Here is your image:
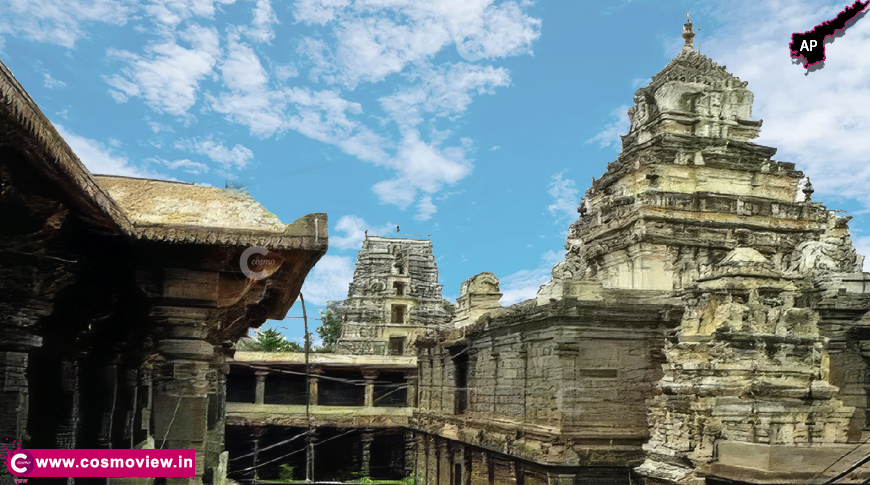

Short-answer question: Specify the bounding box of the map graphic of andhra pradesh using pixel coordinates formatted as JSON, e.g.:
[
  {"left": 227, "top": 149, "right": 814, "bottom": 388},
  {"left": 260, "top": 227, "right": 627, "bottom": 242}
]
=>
[{"left": 790, "top": 0, "right": 869, "bottom": 68}]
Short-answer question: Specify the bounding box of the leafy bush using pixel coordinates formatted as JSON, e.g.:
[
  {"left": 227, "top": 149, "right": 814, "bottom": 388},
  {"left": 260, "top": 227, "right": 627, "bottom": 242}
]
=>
[{"left": 278, "top": 464, "right": 295, "bottom": 481}]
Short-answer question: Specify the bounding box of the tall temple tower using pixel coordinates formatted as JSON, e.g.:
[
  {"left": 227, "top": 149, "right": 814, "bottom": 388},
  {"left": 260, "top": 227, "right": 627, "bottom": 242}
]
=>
[
  {"left": 528, "top": 15, "right": 870, "bottom": 484},
  {"left": 332, "top": 236, "right": 453, "bottom": 355}
]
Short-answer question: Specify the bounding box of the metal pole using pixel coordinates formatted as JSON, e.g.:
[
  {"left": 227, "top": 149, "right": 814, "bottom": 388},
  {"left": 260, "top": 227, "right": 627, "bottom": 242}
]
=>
[
  {"left": 253, "top": 438, "right": 259, "bottom": 483},
  {"left": 301, "top": 292, "right": 313, "bottom": 483}
]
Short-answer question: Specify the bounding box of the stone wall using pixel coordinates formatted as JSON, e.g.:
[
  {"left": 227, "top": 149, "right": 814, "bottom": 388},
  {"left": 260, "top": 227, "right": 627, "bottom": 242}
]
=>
[{"left": 414, "top": 293, "right": 683, "bottom": 473}]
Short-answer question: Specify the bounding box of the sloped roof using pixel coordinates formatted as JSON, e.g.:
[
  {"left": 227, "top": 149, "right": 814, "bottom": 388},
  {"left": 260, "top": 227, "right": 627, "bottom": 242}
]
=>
[
  {"left": 0, "top": 59, "right": 132, "bottom": 234},
  {"left": 0, "top": 58, "right": 326, "bottom": 250},
  {"left": 95, "top": 176, "right": 327, "bottom": 249}
]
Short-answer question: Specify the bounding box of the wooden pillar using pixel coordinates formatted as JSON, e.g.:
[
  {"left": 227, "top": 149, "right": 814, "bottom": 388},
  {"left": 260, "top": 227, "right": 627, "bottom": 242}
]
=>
[
  {"left": 515, "top": 461, "right": 525, "bottom": 485},
  {"left": 405, "top": 369, "right": 418, "bottom": 407},
  {"left": 254, "top": 370, "right": 268, "bottom": 405},
  {"left": 361, "top": 430, "right": 374, "bottom": 477},
  {"left": 363, "top": 369, "right": 379, "bottom": 407},
  {"left": 487, "top": 452, "right": 495, "bottom": 485}
]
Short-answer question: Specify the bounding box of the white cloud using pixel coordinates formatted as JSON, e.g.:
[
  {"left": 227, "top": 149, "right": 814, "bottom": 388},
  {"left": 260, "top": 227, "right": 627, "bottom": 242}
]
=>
[
  {"left": 245, "top": 0, "right": 278, "bottom": 43},
  {"left": 699, "top": 0, "right": 870, "bottom": 209},
  {"left": 204, "top": 0, "right": 540, "bottom": 221},
  {"left": 372, "top": 131, "right": 473, "bottom": 210},
  {"left": 105, "top": 24, "right": 220, "bottom": 117},
  {"left": 143, "top": 0, "right": 236, "bottom": 27},
  {"left": 150, "top": 157, "right": 210, "bottom": 174},
  {"left": 499, "top": 250, "right": 564, "bottom": 305},
  {"left": 292, "top": 0, "right": 349, "bottom": 26},
  {"left": 586, "top": 104, "right": 630, "bottom": 150},
  {"left": 56, "top": 125, "right": 169, "bottom": 179},
  {"left": 301, "top": 254, "right": 355, "bottom": 304},
  {"left": 853, "top": 235, "right": 870, "bottom": 272},
  {"left": 43, "top": 72, "right": 65, "bottom": 89},
  {"left": 175, "top": 136, "right": 254, "bottom": 170},
  {"left": 380, "top": 62, "right": 511, "bottom": 129},
  {"left": 490, "top": 145, "right": 501, "bottom": 151},
  {"left": 274, "top": 63, "right": 299, "bottom": 80},
  {"left": 209, "top": 32, "right": 291, "bottom": 137},
  {"left": 500, "top": 268, "right": 549, "bottom": 305},
  {"left": 294, "top": 0, "right": 541, "bottom": 88},
  {"left": 147, "top": 120, "right": 174, "bottom": 133},
  {"left": 541, "top": 249, "right": 563, "bottom": 266},
  {"left": 547, "top": 171, "right": 579, "bottom": 222},
  {"left": 415, "top": 195, "right": 437, "bottom": 221},
  {"left": 331, "top": 215, "right": 396, "bottom": 250},
  {"left": 0, "top": 0, "right": 131, "bottom": 48}
]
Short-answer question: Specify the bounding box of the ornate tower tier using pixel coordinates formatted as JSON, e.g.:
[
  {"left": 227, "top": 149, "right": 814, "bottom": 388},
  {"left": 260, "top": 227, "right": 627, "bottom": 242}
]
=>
[{"left": 332, "top": 236, "right": 453, "bottom": 355}]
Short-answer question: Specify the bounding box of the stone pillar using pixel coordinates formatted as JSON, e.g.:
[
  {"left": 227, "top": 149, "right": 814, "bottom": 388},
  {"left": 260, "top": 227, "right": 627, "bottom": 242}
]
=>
[
  {"left": 405, "top": 370, "right": 418, "bottom": 407},
  {"left": 447, "top": 443, "right": 455, "bottom": 485},
  {"left": 135, "top": 364, "right": 154, "bottom": 449},
  {"left": 547, "top": 473, "right": 577, "bottom": 485},
  {"left": 361, "top": 430, "right": 374, "bottom": 477},
  {"left": 205, "top": 361, "right": 229, "bottom": 485},
  {"left": 308, "top": 365, "right": 322, "bottom": 406},
  {"left": 404, "top": 430, "right": 416, "bottom": 478},
  {"left": 435, "top": 437, "right": 442, "bottom": 485},
  {"left": 439, "top": 439, "right": 450, "bottom": 485},
  {"left": 151, "top": 303, "right": 219, "bottom": 485},
  {"left": 0, "top": 352, "right": 29, "bottom": 445},
  {"left": 462, "top": 446, "right": 472, "bottom": 485},
  {"left": 363, "top": 369, "right": 379, "bottom": 407},
  {"left": 254, "top": 370, "right": 268, "bottom": 405},
  {"left": 490, "top": 351, "right": 499, "bottom": 415},
  {"left": 424, "top": 433, "right": 433, "bottom": 485}
]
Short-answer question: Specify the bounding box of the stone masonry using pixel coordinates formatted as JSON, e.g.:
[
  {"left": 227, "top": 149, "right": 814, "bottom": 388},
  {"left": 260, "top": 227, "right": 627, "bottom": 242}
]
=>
[
  {"left": 411, "top": 16, "right": 870, "bottom": 485},
  {"left": 334, "top": 236, "right": 453, "bottom": 356}
]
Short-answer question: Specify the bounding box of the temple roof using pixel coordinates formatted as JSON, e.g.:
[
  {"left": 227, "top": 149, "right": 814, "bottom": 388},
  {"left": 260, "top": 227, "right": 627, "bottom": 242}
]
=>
[
  {"left": 622, "top": 17, "right": 762, "bottom": 147},
  {"left": 95, "top": 176, "right": 327, "bottom": 248},
  {"left": 0, "top": 57, "right": 326, "bottom": 250}
]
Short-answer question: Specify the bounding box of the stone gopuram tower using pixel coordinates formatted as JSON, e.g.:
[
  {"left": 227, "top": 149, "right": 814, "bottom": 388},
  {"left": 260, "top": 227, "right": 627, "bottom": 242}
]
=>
[
  {"left": 413, "top": 16, "right": 870, "bottom": 485},
  {"left": 333, "top": 236, "right": 452, "bottom": 355}
]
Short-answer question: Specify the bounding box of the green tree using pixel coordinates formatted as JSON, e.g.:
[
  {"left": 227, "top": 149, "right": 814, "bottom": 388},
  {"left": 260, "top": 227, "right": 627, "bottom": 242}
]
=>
[
  {"left": 316, "top": 311, "right": 342, "bottom": 352},
  {"left": 236, "top": 328, "right": 303, "bottom": 352}
]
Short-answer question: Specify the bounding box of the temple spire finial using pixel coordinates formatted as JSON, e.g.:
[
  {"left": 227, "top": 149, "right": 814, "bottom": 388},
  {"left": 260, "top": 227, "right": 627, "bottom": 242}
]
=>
[{"left": 682, "top": 11, "right": 696, "bottom": 51}]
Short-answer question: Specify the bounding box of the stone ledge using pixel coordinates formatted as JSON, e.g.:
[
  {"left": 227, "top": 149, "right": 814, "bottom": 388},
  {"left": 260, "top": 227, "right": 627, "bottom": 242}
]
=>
[{"left": 710, "top": 440, "right": 870, "bottom": 483}]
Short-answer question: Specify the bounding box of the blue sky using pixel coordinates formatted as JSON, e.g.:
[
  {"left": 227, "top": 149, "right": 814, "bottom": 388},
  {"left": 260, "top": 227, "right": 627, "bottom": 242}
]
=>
[{"left": 3, "top": 0, "right": 870, "bottom": 344}]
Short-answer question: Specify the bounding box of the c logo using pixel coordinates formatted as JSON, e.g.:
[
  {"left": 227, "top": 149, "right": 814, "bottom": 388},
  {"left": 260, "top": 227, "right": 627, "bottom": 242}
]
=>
[
  {"left": 240, "top": 246, "right": 269, "bottom": 281},
  {"left": 455, "top": 27, "right": 488, "bottom": 62},
  {"left": 8, "top": 450, "right": 33, "bottom": 476}
]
